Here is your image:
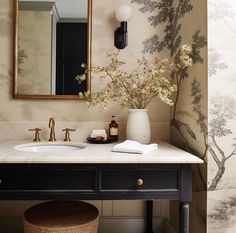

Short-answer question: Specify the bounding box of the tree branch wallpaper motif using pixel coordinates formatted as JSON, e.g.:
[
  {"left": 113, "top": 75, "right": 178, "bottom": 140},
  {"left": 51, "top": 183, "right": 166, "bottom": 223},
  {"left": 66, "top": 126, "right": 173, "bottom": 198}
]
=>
[
  {"left": 208, "top": 0, "right": 236, "bottom": 232},
  {"left": 208, "top": 96, "right": 236, "bottom": 191}
]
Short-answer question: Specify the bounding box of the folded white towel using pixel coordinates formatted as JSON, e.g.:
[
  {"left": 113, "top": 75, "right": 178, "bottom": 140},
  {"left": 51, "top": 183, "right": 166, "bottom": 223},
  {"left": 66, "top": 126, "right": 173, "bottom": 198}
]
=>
[{"left": 112, "top": 140, "right": 158, "bottom": 154}]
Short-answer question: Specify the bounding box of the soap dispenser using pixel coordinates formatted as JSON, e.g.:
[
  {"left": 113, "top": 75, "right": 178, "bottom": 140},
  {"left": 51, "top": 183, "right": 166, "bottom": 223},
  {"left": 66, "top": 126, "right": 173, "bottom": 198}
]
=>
[{"left": 109, "top": 116, "right": 118, "bottom": 142}]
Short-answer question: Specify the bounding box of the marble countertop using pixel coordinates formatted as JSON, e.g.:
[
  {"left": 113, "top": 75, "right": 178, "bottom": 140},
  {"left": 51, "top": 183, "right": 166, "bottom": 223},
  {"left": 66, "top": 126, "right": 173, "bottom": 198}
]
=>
[{"left": 0, "top": 139, "right": 203, "bottom": 164}]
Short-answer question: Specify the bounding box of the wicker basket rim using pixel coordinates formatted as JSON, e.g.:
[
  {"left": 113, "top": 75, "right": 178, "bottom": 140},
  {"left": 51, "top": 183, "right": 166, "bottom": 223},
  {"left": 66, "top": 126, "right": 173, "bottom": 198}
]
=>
[{"left": 23, "top": 216, "right": 99, "bottom": 229}]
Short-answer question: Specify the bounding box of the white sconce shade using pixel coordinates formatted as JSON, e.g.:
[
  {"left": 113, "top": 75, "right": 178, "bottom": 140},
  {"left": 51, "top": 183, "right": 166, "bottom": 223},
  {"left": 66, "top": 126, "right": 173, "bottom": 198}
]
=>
[{"left": 115, "top": 4, "right": 133, "bottom": 22}]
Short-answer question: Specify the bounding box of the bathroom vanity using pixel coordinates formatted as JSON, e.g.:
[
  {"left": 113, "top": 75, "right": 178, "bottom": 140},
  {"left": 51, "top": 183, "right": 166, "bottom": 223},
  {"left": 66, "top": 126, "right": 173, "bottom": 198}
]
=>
[{"left": 0, "top": 140, "right": 202, "bottom": 233}]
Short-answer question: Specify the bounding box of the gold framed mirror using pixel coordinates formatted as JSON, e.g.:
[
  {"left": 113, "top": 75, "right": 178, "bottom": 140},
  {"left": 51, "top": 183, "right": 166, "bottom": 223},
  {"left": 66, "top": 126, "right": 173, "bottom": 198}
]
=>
[{"left": 13, "top": 0, "right": 92, "bottom": 99}]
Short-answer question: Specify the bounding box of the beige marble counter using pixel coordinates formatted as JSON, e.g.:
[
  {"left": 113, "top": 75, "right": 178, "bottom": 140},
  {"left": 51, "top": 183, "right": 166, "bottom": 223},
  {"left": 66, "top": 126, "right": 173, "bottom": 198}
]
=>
[{"left": 0, "top": 140, "right": 203, "bottom": 164}]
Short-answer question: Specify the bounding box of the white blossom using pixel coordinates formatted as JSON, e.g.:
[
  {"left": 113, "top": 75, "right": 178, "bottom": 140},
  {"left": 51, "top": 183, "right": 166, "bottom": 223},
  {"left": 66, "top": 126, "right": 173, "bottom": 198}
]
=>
[
  {"left": 75, "top": 74, "right": 86, "bottom": 84},
  {"left": 75, "top": 48, "right": 192, "bottom": 110},
  {"left": 180, "top": 55, "right": 193, "bottom": 68},
  {"left": 181, "top": 44, "right": 192, "bottom": 55}
]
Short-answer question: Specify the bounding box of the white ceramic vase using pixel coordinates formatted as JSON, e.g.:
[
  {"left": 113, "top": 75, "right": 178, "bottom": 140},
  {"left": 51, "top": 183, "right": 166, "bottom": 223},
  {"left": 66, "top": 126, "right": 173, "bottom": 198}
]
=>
[{"left": 126, "top": 109, "right": 151, "bottom": 144}]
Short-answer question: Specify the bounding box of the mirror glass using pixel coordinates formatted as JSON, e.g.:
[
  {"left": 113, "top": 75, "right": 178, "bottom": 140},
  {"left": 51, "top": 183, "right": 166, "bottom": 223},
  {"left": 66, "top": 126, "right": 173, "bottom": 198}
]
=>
[{"left": 14, "top": 0, "right": 91, "bottom": 99}]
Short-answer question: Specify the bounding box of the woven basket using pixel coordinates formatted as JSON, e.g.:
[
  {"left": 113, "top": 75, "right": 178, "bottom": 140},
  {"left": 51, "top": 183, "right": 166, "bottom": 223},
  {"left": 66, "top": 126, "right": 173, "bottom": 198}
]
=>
[{"left": 23, "top": 201, "right": 99, "bottom": 233}]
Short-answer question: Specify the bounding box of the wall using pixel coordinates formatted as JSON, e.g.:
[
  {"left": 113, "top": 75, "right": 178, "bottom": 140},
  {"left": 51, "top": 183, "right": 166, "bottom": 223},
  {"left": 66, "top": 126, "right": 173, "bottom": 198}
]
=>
[
  {"left": 0, "top": 0, "right": 171, "bottom": 232},
  {"left": 208, "top": 0, "right": 236, "bottom": 232},
  {"left": 18, "top": 10, "right": 52, "bottom": 95},
  {"left": 168, "top": 0, "right": 208, "bottom": 232}
]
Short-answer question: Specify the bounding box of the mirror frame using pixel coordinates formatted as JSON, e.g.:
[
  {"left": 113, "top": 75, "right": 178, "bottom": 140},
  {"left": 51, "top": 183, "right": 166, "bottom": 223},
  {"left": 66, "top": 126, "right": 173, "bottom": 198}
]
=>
[{"left": 13, "top": 0, "right": 92, "bottom": 100}]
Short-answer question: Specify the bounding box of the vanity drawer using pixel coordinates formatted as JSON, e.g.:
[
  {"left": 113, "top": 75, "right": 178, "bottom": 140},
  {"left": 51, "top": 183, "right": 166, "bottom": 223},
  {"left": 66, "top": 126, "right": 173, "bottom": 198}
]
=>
[
  {"left": 0, "top": 169, "right": 95, "bottom": 191},
  {"left": 100, "top": 169, "right": 179, "bottom": 191}
]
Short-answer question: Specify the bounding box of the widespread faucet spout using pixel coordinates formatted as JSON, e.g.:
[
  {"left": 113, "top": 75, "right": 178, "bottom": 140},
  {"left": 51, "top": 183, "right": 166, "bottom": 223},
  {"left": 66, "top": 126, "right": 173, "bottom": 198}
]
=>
[{"left": 48, "top": 118, "right": 56, "bottom": 141}]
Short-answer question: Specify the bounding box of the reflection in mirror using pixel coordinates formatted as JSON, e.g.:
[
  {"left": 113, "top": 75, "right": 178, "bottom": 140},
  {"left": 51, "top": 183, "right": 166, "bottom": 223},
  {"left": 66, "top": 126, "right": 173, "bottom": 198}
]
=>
[{"left": 15, "top": 0, "right": 91, "bottom": 99}]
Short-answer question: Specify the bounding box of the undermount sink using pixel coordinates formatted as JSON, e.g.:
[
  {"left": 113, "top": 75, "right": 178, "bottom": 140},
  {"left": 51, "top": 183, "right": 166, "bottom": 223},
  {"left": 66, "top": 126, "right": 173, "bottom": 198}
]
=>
[{"left": 14, "top": 142, "right": 86, "bottom": 153}]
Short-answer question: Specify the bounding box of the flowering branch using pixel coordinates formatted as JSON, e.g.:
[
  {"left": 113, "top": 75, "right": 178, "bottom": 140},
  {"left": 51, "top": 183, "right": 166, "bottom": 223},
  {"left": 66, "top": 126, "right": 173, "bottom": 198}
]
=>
[{"left": 76, "top": 46, "right": 192, "bottom": 110}]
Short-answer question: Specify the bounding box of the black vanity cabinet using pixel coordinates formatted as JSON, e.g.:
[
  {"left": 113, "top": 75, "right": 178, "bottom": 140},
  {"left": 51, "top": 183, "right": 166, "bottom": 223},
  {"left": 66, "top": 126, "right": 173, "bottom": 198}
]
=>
[{"left": 0, "top": 163, "right": 191, "bottom": 233}]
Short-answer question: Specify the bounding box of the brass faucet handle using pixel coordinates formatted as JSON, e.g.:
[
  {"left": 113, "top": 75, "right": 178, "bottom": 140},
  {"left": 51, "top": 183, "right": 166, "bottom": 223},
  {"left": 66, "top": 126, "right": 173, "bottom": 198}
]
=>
[
  {"left": 62, "top": 128, "right": 76, "bottom": 132},
  {"left": 62, "top": 128, "right": 76, "bottom": 142},
  {"left": 28, "top": 128, "right": 41, "bottom": 142}
]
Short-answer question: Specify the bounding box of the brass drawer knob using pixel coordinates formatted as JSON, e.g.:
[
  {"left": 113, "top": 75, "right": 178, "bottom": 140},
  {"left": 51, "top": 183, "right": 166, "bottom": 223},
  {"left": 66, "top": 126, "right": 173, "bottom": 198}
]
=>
[{"left": 137, "top": 178, "right": 144, "bottom": 186}]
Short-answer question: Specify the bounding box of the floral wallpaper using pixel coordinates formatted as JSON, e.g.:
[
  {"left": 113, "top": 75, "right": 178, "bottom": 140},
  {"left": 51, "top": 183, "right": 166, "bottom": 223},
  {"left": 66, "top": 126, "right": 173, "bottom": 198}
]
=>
[{"left": 208, "top": 0, "right": 236, "bottom": 232}]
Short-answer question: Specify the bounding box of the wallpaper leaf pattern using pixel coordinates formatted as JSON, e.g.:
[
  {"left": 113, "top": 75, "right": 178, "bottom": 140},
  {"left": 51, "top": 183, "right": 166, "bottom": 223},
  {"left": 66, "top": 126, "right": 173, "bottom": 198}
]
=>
[
  {"left": 209, "top": 0, "right": 234, "bottom": 21},
  {"left": 209, "top": 48, "right": 228, "bottom": 76},
  {"left": 191, "top": 80, "right": 207, "bottom": 138}
]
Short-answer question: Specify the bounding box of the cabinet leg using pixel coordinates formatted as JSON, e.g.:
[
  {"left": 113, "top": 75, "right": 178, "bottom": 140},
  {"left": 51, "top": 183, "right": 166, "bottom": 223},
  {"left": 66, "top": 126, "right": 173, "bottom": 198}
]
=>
[
  {"left": 179, "top": 201, "right": 189, "bottom": 233},
  {"left": 145, "top": 200, "right": 154, "bottom": 233}
]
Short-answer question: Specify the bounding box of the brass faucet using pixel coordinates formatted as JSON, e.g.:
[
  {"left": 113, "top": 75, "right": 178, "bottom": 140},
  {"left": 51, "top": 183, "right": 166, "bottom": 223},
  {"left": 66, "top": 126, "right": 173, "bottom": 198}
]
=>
[{"left": 48, "top": 118, "right": 56, "bottom": 141}]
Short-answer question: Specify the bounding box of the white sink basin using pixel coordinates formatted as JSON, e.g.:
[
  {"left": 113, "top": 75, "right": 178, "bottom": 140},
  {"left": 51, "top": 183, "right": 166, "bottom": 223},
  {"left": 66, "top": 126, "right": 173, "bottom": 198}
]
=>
[{"left": 15, "top": 142, "right": 86, "bottom": 153}]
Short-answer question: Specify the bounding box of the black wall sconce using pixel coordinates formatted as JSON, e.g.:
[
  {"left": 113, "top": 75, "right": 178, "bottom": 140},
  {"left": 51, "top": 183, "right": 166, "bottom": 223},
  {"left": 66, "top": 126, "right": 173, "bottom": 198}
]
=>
[{"left": 114, "top": 5, "right": 133, "bottom": 49}]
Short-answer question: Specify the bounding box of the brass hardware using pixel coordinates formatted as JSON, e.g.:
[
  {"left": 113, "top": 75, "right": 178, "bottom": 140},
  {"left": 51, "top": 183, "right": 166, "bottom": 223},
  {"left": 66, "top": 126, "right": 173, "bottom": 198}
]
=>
[
  {"left": 137, "top": 178, "right": 144, "bottom": 186},
  {"left": 13, "top": 0, "right": 92, "bottom": 99},
  {"left": 62, "top": 128, "right": 76, "bottom": 142},
  {"left": 29, "top": 128, "right": 41, "bottom": 142},
  {"left": 48, "top": 118, "right": 56, "bottom": 142}
]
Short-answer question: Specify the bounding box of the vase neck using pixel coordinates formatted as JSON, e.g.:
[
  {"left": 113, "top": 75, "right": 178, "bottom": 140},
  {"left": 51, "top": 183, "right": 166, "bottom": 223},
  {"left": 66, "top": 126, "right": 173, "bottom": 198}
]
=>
[{"left": 128, "top": 109, "right": 148, "bottom": 112}]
